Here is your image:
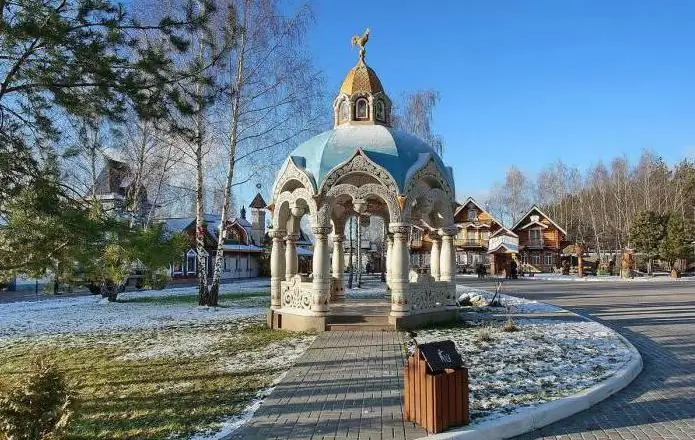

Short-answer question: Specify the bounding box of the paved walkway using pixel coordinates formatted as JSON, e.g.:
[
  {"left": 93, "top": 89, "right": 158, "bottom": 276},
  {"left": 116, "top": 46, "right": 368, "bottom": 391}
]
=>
[
  {"left": 230, "top": 331, "right": 425, "bottom": 440},
  {"left": 476, "top": 279, "right": 695, "bottom": 440}
]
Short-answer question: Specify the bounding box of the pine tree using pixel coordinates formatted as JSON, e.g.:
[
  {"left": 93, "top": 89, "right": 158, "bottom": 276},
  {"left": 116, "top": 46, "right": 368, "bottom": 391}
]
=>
[
  {"left": 629, "top": 210, "right": 667, "bottom": 274},
  {"left": 659, "top": 214, "right": 694, "bottom": 273}
]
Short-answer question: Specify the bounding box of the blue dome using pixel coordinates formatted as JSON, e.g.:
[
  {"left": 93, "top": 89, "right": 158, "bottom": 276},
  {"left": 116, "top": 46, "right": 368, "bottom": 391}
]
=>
[{"left": 290, "top": 124, "right": 454, "bottom": 193}]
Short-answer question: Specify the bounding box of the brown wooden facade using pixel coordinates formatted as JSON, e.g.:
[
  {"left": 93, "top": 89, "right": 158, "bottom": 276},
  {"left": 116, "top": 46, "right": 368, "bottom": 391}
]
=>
[
  {"left": 452, "top": 198, "right": 506, "bottom": 270},
  {"left": 512, "top": 206, "right": 567, "bottom": 273}
]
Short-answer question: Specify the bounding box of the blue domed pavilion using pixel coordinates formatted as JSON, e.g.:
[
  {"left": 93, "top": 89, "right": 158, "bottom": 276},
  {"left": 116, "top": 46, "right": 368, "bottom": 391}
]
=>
[{"left": 268, "top": 29, "right": 458, "bottom": 331}]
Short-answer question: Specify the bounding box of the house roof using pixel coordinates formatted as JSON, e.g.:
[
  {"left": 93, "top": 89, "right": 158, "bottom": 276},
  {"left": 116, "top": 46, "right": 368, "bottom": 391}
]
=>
[
  {"left": 487, "top": 242, "right": 519, "bottom": 254},
  {"left": 454, "top": 196, "right": 506, "bottom": 230},
  {"left": 490, "top": 227, "right": 518, "bottom": 238},
  {"left": 249, "top": 193, "right": 267, "bottom": 209},
  {"left": 511, "top": 205, "right": 568, "bottom": 236},
  {"left": 222, "top": 244, "right": 264, "bottom": 252}
]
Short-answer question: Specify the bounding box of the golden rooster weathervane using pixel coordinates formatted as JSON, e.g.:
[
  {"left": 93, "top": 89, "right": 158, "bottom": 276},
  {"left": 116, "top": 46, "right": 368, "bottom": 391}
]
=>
[{"left": 351, "top": 28, "right": 370, "bottom": 62}]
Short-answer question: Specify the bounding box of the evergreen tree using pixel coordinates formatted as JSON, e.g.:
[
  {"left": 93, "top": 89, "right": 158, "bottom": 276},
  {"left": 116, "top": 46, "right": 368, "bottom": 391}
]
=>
[
  {"left": 659, "top": 214, "right": 694, "bottom": 272},
  {"left": 629, "top": 210, "right": 667, "bottom": 274}
]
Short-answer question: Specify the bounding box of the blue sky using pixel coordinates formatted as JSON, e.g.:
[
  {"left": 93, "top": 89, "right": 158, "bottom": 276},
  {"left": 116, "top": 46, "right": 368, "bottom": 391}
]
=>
[{"left": 292, "top": 0, "right": 695, "bottom": 202}]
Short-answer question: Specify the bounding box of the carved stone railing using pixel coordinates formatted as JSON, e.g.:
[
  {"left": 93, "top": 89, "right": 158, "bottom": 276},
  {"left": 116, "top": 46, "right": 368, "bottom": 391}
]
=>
[
  {"left": 407, "top": 270, "right": 456, "bottom": 314},
  {"left": 280, "top": 274, "right": 314, "bottom": 311}
]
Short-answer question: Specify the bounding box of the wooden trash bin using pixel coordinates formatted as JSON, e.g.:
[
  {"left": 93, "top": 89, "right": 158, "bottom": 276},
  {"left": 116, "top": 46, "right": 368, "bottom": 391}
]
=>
[{"left": 404, "top": 340, "right": 469, "bottom": 433}]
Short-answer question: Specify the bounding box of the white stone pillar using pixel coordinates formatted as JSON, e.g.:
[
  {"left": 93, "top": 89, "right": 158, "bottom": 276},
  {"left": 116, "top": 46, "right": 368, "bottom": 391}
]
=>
[
  {"left": 430, "top": 233, "right": 441, "bottom": 281},
  {"left": 440, "top": 227, "right": 457, "bottom": 283},
  {"left": 270, "top": 230, "right": 286, "bottom": 309},
  {"left": 332, "top": 235, "right": 345, "bottom": 300},
  {"left": 311, "top": 226, "right": 331, "bottom": 314},
  {"left": 389, "top": 223, "right": 411, "bottom": 317},
  {"left": 386, "top": 234, "right": 393, "bottom": 290},
  {"left": 285, "top": 233, "right": 298, "bottom": 281}
]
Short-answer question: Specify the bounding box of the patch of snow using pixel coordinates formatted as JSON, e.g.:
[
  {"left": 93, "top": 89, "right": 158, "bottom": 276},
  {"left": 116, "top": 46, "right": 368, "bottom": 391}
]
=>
[
  {"left": 414, "top": 318, "right": 632, "bottom": 423},
  {"left": 456, "top": 285, "right": 562, "bottom": 313},
  {"left": 529, "top": 273, "right": 695, "bottom": 282},
  {"left": 0, "top": 281, "right": 272, "bottom": 344}
]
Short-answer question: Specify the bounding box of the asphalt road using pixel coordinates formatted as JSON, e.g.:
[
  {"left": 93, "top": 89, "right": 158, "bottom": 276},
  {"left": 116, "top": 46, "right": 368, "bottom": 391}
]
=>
[{"left": 465, "top": 278, "right": 695, "bottom": 440}]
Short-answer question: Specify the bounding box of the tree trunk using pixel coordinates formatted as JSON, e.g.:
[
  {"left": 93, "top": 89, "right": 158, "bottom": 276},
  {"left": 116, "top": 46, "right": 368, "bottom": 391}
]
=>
[
  {"left": 577, "top": 244, "right": 584, "bottom": 277},
  {"left": 209, "top": 7, "right": 248, "bottom": 307}
]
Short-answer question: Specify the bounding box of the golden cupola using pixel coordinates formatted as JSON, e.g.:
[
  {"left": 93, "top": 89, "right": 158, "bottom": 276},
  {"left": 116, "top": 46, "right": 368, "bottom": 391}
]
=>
[{"left": 333, "top": 28, "right": 392, "bottom": 128}]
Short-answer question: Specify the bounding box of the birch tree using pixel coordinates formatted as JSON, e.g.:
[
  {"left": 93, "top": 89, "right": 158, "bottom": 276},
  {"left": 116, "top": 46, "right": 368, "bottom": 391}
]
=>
[{"left": 208, "top": 0, "right": 323, "bottom": 305}]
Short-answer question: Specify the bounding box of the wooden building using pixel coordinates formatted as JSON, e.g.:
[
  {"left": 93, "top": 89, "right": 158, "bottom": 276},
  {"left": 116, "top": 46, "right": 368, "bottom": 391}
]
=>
[
  {"left": 511, "top": 206, "right": 567, "bottom": 273},
  {"left": 453, "top": 198, "right": 509, "bottom": 270}
]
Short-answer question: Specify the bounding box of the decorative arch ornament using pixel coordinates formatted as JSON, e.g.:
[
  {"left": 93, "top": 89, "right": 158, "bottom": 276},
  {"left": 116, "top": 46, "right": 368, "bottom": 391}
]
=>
[
  {"left": 319, "top": 149, "right": 399, "bottom": 198},
  {"left": 271, "top": 156, "right": 318, "bottom": 203},
  {"left": 272, "top": 188, "right": 318, "bottom": 230},
  {"left": 325, "top": 183, "right": 401, "bottom": 224}
]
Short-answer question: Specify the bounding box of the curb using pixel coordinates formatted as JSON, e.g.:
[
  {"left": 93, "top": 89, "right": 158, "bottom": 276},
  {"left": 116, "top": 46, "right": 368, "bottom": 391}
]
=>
[{"left": 421, "top": 308, "right": 643, "bottom": 440}]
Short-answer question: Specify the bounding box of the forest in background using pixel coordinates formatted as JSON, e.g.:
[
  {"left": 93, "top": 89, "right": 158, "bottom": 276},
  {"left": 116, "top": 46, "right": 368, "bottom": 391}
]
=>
[{"left": 486, "top": 150, "right": 695, "bottom": 268}]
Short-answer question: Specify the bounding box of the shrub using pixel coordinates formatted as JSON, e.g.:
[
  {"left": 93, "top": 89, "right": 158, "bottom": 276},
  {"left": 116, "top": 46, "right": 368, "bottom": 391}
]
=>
[
  {"left": 0, "top": 357, "right": 74, "bottom": 440},
  {"left": 143, "top": 270, "right": 170, "bottom": 290}
]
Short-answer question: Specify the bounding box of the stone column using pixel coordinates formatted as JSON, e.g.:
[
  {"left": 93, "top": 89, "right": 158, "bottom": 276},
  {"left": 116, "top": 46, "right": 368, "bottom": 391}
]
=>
[
  {"left": 311, "top": 226, "right": 331, "bottom": 314},
  {"left": 389, "top": 223, "right": 411, "bottom": 317},
  {"left": 285, "top": 233, "right": 298, "bottom": 281},
  {"left": 385, "top": 233, "right": 393, "bottom": 290},
  {"left": 430, "top": 233, "right": 441, "bottom": 281},
  {"left": 270, "top": 230, "right": 286, "bottom": 309},
  {"left": 331, "top": 235, "right": 345, "bottom": 300},
  {"left": 439, "top": 227, "right": 457, "bottom": 283}
]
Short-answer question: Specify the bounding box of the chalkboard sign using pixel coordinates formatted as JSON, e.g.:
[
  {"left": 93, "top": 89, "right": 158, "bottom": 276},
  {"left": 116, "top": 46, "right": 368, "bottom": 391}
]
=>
[{"left": 418, "top": 340, "right": 464, "bottom": 374}]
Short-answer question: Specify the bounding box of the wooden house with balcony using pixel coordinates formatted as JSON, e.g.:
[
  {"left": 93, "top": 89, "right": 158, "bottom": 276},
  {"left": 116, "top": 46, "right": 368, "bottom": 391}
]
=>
[
  {"left": 453, "top": 198, "right": 508, "bottom": 269},
  {"left": 512, "top": 206, "right": 567, "bottom": 273}
]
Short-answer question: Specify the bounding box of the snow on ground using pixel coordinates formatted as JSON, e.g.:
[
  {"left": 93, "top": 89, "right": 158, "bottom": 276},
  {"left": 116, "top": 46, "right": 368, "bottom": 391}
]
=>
[
  {"left": 456, "top": 284, "right": 562, "bottom": 313},
  {"left": 415, "top": 318, "right": 633, "bottom": 424},
  {"left": 528, "top": 273, "right": 695, "bottom": 282},
  {"left": 0, "top": 280, "right": 271, "bottom": 343}
]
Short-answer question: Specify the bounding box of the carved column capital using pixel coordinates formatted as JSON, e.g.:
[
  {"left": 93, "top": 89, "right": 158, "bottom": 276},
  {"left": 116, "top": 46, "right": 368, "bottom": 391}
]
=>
[
  {"left": 284, "top": 233, "right": 300, "bottom": 242},
  {"left": 270, "top": 229, "right": 287, "bottom": 240},
  {"left": 312, "top": 226, "right": 332, "bottom": 237},
  {"left": 332, "top": 234, "right": 345, "bottom": 243},
  {"left": 389, "top": 223, "right": 410, "bottom": 235}
]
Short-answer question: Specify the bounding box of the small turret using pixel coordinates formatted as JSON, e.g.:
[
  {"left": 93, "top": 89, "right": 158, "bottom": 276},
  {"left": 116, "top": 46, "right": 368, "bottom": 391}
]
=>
[{"left": 249, "top": 192, "right": 267, "bottom": 246}]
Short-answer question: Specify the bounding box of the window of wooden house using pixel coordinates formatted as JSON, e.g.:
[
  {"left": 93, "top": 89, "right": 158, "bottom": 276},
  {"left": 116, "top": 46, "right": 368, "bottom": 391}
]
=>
[
  {"left": 531, "top": 253, "right": 541, "bottom": 265},
  {"left": 467, "top": 230, "right": 476, "bottom": 240},
  {"left": 173, "top": 257, "right": 184, "bottom": 274},
  {"left": 530, "top": 228, "right": 542, "bottom": 241},
  {"left": 544, "top": 253, "right": 553, "bottom": 266},
  {"left": 355, "top": 98, "right": 368, "bottom": 119},
  {"left": 186, "top": 250, "right": 197, "bottom": 274},
  {"left": 467, "top": 208, "right": 477, "bottom": 221},
  {"left": 521, "top": 253, "right": 528, "bottom": 265}
]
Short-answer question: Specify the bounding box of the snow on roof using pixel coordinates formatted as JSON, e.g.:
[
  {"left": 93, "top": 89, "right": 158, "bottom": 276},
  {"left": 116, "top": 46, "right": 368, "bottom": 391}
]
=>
[
  {"left": 222, "top": 244, "right": 264, "bottom": 252},
  {"left": 487, "top": 242, "right": 519, "bottom": 254},
  {"left": 512, "top": 205, "right": 567, "bottom": 236}
]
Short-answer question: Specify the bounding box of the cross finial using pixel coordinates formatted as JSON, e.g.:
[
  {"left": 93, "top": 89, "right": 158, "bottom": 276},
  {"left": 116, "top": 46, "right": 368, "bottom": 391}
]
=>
[{"left": 350, "top": 28, "right": 370, "bottom": 62}]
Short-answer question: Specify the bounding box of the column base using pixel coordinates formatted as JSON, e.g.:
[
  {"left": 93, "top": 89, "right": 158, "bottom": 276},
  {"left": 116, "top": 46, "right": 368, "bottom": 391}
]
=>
[{"left": 268, "top": 309, "right": 327, "bottom": 332}]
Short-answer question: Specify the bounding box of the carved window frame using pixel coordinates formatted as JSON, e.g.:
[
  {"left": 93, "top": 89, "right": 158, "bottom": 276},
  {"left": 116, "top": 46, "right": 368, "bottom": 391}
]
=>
[{"left": 355, "top": 98, "right": 369, "bottom": 120}]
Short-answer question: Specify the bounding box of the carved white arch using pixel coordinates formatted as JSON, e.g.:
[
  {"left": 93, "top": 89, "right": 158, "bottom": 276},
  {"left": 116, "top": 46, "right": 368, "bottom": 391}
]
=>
[
  {"left": 403, "top": 156, "right": 454, "bottom": 202},
  {"left": 326, "top": 183, "right": 401, "bottom": 224},
  {"left": 271, "top": 188, "right": 318, "bottom": 230},
  {"left": 272, "top": 157, "right": 318, "bottom": 203},
  {"left": 319, "top": 149, "right": 399, "bottom": 198}
]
